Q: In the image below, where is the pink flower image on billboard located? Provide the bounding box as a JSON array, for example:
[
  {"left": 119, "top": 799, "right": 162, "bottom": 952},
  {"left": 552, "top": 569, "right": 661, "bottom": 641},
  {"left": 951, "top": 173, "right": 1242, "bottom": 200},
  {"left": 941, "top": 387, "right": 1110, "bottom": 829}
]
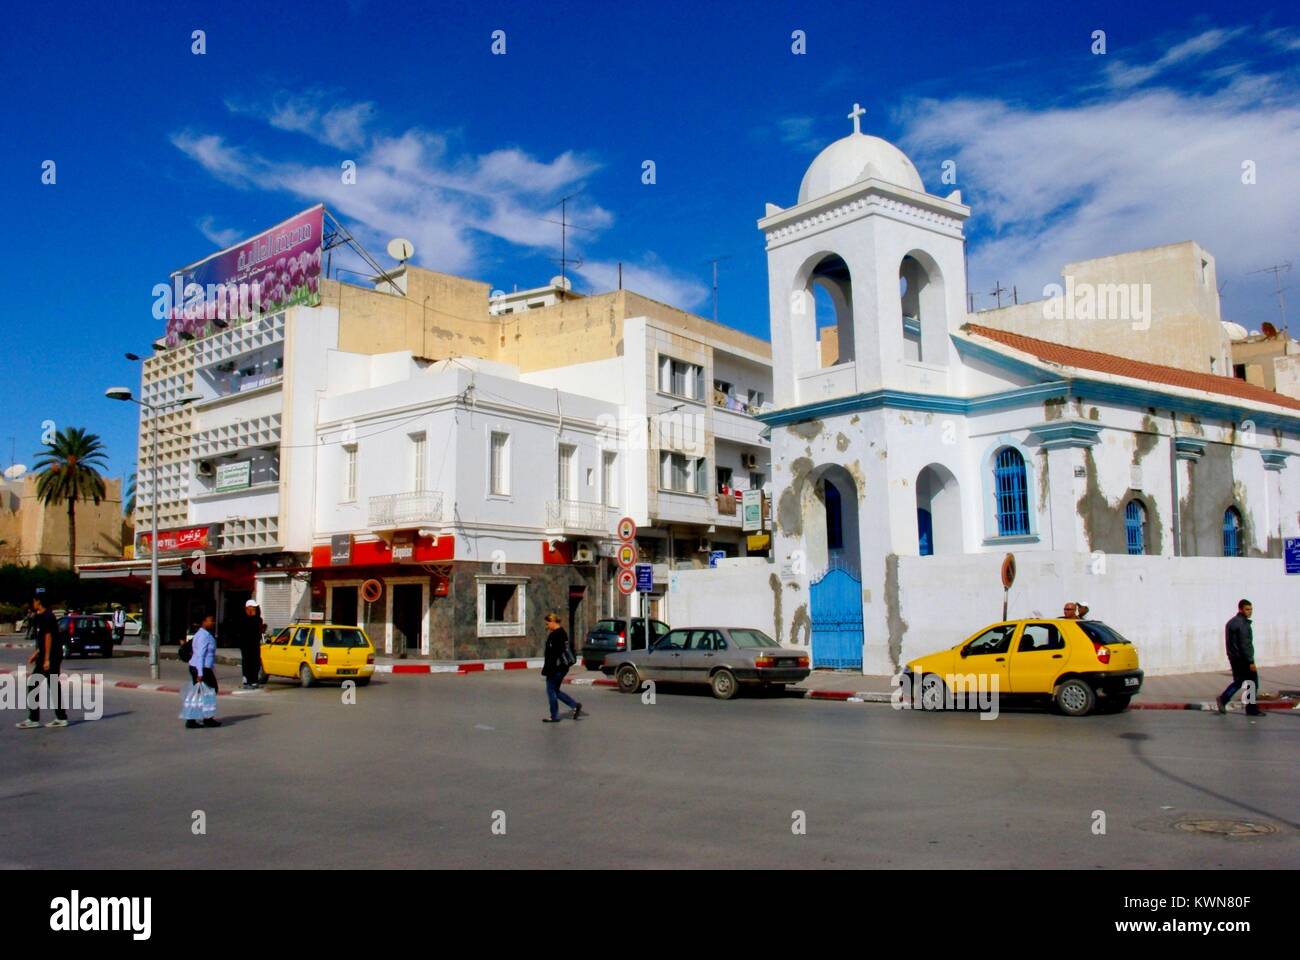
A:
[{"left": 165, "top": 204, "right": 324, "bottom": 345}]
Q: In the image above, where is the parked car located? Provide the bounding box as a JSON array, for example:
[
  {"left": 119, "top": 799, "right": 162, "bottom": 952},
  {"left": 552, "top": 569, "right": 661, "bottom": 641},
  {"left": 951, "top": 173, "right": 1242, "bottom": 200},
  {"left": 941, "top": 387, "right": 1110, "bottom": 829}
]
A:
[
  {"left": 603, "top": 626, "right": 810, "bottom": 700},
  {"left": 123, "top": 613, "right": 144, "bottom": 637},
  {"left": 58, "top": 615, "right": 115, "bottom": 658},
  {"left": 582, "top": 617, "right": 670, "bottom": 670},
  {"left": 260, "top": 623, "right": 376, "bottom": 687},
  {"left": 902, "top": 619, "right": 1143, "bottom": 716}
]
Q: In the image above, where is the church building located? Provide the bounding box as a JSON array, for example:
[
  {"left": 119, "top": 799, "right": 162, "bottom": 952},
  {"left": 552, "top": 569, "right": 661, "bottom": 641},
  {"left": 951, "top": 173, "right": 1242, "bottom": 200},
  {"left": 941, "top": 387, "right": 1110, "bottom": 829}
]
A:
[{"left": 741, "top": 106, "right": 1300, "bottom": 676}]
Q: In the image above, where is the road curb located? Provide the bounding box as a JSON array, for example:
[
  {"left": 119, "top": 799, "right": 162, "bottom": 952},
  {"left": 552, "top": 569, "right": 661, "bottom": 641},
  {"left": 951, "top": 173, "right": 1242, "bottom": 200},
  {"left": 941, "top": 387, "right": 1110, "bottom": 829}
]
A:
[
  {"left": 0, "top": 666, "right": 245, "bottom": 697},
  {"left": 377, "top": 659, "right": 542, "bottom": 675}
]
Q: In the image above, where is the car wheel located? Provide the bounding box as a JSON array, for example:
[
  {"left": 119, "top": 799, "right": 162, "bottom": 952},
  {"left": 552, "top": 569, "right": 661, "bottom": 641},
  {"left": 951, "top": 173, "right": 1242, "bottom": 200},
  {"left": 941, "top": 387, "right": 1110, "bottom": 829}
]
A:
[
  {"left": 917, "top": 674, "right": 948, "bottom": 711},
  {"left": 710, "top": 668, "right": 738, "bottom": 701},
  {"left": 257, "top": 668, "right": 268, "bottom": 685},
  {"left": 103, "top": 646, "right": 113, "bottom": 659},
  {"left": 616, "top": 665, "right": 641, "bottom": 694},
  {"left": 298, "top": 663, "right": 315, "bottom": 688},
  {"left": 1055, "top": 679, "right": 1095, "bottom": 716},
  {"left": 355, "top": 677, "right": 371, "bottom": 687}
]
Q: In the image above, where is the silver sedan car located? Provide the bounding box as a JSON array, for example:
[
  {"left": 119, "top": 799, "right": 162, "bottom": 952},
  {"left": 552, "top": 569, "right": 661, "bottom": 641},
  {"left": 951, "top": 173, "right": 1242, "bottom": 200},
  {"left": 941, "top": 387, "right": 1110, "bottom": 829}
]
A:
[{"left": 601, "top": 626, "right": 810, "bottom": 700}]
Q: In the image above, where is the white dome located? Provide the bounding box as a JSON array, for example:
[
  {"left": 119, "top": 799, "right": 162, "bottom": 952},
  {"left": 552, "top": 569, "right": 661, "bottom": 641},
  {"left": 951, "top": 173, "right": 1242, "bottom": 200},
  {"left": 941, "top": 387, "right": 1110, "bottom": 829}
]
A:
[{"left": 797, "top": 133, "right": 925, "bottom": 204}]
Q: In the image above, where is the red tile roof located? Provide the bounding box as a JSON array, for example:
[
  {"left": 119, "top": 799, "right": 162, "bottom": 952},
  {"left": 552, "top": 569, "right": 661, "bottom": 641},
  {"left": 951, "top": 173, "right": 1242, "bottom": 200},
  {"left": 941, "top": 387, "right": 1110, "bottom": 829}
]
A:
[{"left": 963, "top": 323, "right": 1300, "bottom": 413}]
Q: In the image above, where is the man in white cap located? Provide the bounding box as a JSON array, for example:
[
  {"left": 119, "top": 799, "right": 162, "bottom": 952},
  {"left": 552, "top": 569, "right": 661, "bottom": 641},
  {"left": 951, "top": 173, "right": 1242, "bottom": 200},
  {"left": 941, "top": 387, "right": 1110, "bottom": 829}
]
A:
[
  {"left": 1077, "top": 601, "right": 1091, "bottom": 619},
  {"left": 238, "top": 599, "right": 265, "bottom": 689}
]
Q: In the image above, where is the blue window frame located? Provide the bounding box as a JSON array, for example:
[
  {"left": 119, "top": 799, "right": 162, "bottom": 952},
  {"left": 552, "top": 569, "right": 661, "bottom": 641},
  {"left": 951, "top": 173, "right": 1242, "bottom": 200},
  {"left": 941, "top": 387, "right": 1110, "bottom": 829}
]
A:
[
  {"left": 1124, "top": 499, "right": 1147, "bottom": 555},
  {"left": 993, "top": 447, "right": 1030, "bottom": 537},
  {"left": 824, "top": 480, "right": 843, "bottom": 550},
  {"left": 917, "top": 507, "right": 933, "bottom": 556},
  {"left": 1223, "top": 506, "right": 1243, "bottom": 557}
]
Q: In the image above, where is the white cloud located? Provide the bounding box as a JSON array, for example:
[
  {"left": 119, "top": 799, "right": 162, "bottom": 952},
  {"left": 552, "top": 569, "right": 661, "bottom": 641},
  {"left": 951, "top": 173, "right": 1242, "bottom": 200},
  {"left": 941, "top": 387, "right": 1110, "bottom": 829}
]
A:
[
  {"left": 229, "top": 92, "right": 376, "bottom": 150},
  {"left": 196, "top": 215, "right": 242, "bottom": 248},
  {"left": 900, "top": 39, "right": 1300, "bottom": 325},
  {"left": 1104, "top": 27, "right": 1248, "bottom": 89}
]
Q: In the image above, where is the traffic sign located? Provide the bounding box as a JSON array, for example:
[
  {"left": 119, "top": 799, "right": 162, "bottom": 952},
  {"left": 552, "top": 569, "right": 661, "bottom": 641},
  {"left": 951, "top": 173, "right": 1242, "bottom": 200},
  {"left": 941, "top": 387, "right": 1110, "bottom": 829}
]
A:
[
  {"left": 635, "top": 562, "right": 654, "bottom": 593},
  {"left": 1286, "top": 537, "right": 1300, "bottom": 575},
  {"left": 617, "top": 542, "right": 638, "bottom": 567},
  {"left": 617, "top": 568, "right": 636, "bottom": 595},
  {"left": 708, "top": 550, "right": 725, "bottom": 568},
  {"left": 617, "top": 516, "right": 637, "bottom": 541}
]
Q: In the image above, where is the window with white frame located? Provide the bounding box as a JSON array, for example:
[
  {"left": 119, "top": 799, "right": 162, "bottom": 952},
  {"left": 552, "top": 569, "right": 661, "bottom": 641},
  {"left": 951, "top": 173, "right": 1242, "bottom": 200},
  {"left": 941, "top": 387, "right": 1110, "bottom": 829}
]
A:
[
  {"left": 342, "top": 444, "right": 357, "bottom": 502},
  {"left": 659, "top": 355, "right": 704, "bottom": 402},
  {"left": 602, "top": 451, "right": 618, "bottom": 506},
  {"left": 558, "top": 443, "right": 575, "bottom": 501},
  {"left": 411, "top": 432, "right": 427, "bottom": 492},
  {"left": 660, "top": 452, "right": 707, "bottom": 494},
  {"left": 477, "top": 577, "right": 527, "bottom": 637},
  {"left": 490, "top": 431, "right": 510, "bottom": 495}
]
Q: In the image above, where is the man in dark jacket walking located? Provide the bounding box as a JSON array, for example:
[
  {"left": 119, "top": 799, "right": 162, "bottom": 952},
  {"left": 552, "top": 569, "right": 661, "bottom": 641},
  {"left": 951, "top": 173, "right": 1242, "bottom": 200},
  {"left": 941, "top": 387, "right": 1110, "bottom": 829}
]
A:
[
  {"left": 540, "top": 611, "right": 583, "bottom": 723},
  {"left": 1217, "top": 599, "right": 1263, "bottom": 717}
]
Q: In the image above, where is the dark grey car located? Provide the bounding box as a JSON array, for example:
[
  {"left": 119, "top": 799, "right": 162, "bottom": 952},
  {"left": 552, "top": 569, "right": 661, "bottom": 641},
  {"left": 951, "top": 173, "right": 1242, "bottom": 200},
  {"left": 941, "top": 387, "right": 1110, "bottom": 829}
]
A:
[{"left": 602, "top": 626, "right": 810, "bottom": 700}]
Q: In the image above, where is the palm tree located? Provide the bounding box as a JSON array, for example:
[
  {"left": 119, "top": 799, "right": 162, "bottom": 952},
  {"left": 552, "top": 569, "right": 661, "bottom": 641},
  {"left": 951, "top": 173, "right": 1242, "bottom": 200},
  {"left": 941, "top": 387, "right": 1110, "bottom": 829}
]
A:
[{"left": 33, "top": 427, "right": 109, "bottom": 570}]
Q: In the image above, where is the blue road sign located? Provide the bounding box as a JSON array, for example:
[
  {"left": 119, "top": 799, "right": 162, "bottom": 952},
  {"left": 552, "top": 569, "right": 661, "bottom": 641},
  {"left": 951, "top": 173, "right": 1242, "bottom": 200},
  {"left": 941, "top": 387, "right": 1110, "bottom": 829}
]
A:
[
  {"left": 1286, "top": 538, "right": 1300, "bottom": 575},
  {"left": 635, "top": 563, "right": 654, "bottom": 592},
  {"left": 708, "top": 550, "right": 725, "bottom": 568}
]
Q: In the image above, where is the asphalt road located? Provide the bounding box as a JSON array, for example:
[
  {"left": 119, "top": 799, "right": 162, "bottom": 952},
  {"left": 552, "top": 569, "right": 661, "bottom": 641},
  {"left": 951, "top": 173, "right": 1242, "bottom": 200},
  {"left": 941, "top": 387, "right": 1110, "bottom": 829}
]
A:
[{"left": 1, "top": 648, "right": 1296, "bottom": 868}]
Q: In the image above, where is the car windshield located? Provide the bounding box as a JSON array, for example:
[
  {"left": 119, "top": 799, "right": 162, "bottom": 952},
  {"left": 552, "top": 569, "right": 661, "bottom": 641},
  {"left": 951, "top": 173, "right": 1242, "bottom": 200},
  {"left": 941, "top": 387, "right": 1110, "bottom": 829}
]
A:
[
  {"left": 321, "top": 627, "right": 369, "bottom": 648},
  {"left": 1077, "top": 621, "right": 1132, "bottom": 646},
  {"left": 729, "top": 629, "right": 780, "bottom": 648},
  {"left": 593, "top": 620, "right": 623, "bottom": 633}
]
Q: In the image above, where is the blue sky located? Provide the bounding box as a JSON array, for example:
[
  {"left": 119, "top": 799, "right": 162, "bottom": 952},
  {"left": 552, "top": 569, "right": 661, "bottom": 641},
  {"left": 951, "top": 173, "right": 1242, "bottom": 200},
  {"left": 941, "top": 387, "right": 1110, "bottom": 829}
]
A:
[{"left": 4, "top": 0, "right": 1298, "bottom": 484}]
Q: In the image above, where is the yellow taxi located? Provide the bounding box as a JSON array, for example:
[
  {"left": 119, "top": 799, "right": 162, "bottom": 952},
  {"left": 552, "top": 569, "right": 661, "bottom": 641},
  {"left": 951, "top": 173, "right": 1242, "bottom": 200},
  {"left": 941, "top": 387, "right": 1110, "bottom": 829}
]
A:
[
  {"left": 260, "top": 623, "right": 377, "bottom": 687},
  {"left": 902, "top": 618, "right": 1142, "bottom": 716}
]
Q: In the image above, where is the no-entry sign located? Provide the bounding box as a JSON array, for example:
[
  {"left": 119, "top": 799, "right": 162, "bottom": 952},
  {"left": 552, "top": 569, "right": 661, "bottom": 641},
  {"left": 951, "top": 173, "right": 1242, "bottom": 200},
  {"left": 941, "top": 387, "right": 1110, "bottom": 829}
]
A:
[{"left": 617, "top": 568, "right": 637, "bottom": 595}]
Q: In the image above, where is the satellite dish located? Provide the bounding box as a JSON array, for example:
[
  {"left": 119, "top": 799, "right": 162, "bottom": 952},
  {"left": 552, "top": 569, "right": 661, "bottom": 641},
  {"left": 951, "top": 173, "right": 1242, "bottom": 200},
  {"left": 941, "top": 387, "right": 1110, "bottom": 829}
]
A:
[
  {"left": 1221, "top": 321, "right": 1249, "bottom": 342},
  {"left": 1262, "top": 322, "right": 1279, "bottom": 339},
  {"left": 386, "top": 238, "right": 415, "bottom": 262},
  {"left": 490, "top": 289, "right": 506, "bottom": 299},
  {"left": 4, "top": 464, "right": 26, "bottom": 480},
  {"left": 550, "top": 275, "right": 572, "bottom": 291}
]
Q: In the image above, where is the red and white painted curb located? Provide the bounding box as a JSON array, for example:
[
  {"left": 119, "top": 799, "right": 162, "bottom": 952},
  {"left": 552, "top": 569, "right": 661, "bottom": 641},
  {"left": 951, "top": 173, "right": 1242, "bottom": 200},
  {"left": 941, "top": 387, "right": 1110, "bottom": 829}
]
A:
[
  {"left": 0, "top": 666, "right": 245, "bottom": 697},
  {"left": 376, "top": 659, "right": 542, "bottom": 675}
]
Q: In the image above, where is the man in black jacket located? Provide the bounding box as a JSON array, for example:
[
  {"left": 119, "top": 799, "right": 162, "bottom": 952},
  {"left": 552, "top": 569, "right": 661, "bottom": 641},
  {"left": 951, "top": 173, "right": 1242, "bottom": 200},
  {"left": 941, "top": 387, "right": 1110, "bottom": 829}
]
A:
[
  {"left": 237, "top": 600, "right": 265, "bottom": 689},
  {"left": 540, "top": 611, "right": 583, "bottom": 723},
  {"left": 1217, "top": 599, "right": 1263, "bottom": 717}
]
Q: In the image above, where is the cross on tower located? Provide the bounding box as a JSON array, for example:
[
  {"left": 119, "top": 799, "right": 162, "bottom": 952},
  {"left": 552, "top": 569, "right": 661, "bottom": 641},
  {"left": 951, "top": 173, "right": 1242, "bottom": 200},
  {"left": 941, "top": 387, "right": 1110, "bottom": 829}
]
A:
[{"left": 847, "top": 102, "right": 866, "bottom": 135}]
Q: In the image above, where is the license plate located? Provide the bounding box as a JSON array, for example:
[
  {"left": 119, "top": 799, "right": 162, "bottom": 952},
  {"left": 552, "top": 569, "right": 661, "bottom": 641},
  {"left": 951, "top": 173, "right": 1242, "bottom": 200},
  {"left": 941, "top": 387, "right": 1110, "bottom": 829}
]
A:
[
  {"left": 1124, "top": 677, "right": 1138, "bottom": 687},
  {"left": 338, "top": 669, "right": 357, "bottom": 675}
]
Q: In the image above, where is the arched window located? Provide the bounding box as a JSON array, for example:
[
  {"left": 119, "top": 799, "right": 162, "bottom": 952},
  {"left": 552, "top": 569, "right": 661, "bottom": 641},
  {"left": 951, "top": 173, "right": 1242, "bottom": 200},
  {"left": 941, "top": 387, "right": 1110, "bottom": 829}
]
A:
[
  {"left": 917, "top": 507, "right": 933, "bottom": 556},
  {"left": 993, "top": 447, "right": 1030, "bottom": 537},
  {"left": 1222, "top": 506, "right": 1243, "bottom": 557},
  {"left": 1125, "top": 499, "right": 1147, "bottom": 555},
  {"left": 824, "top": 479, "right": 843, "bottom": 550}
]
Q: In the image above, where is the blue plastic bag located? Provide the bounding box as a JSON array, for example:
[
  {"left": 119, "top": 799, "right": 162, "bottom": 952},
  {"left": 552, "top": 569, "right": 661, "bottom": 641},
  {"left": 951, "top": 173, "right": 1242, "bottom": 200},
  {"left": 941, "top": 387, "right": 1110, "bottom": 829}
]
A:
[
  {"left": 198, "top": 683, "right": 217, "bottom": 718},
  {"left": 179, "top": 682, "right": 204, "bottom": 720}
]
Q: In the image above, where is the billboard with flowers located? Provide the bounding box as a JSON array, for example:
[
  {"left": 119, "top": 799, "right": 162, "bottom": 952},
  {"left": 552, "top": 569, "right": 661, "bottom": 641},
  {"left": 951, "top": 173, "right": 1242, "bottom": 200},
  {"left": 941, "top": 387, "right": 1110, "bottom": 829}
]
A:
[{"left": 164, "top": 204, "right": 324, "bottom": 345}]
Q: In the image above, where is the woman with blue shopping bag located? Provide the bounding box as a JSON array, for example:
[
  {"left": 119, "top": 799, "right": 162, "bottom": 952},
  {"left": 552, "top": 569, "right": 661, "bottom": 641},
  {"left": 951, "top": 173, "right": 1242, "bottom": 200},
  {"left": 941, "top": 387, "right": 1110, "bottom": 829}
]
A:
[{"left": 180, "top": 614, "right": 222, "bottom": 729}]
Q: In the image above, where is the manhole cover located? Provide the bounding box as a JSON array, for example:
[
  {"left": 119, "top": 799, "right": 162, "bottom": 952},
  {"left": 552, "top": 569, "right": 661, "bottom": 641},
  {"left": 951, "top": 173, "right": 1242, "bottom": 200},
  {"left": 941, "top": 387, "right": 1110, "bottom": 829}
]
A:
[{"left": 1173, "top": 817, "right": 1279, "bottom": 839}]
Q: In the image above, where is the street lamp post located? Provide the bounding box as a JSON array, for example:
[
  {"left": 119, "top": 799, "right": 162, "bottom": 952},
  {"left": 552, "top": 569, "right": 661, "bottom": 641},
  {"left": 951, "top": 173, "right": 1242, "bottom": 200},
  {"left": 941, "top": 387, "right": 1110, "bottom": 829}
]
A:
[{"left": 106, "top": 385, "right": 200, "bottom": 680}]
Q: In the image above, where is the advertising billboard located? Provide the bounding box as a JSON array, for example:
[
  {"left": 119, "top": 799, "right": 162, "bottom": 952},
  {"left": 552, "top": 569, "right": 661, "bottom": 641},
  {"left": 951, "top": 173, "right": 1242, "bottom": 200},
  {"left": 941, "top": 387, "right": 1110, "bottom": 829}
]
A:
[{"left": 164, "top": 204, "right": 324, "bottom": 345}]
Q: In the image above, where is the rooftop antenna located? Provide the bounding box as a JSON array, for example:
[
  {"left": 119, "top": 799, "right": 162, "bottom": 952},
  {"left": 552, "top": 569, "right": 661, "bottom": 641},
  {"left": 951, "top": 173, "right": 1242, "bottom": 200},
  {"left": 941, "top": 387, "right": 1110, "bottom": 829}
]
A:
[
  {"left": 540, "top": 193, "right": 593, "bottom": 299},
  {"left": 1247, "top": 262, "right": 1291, "bottom": 336},
  {"left": 705, "top": 255, "right": 732, "bottom": 323},
  {"left": 990, "top": 280, "right": 1009, "bottom": 309}
]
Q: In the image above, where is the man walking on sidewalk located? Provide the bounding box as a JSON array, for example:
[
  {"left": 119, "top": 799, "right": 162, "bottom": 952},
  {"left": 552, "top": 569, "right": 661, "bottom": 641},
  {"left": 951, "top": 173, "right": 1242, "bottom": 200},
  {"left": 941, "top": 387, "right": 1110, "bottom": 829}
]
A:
[
  {"left": 17, "top": 594, "right": 67, "bottom": 729},
  {"left": 1217, "top": 599, "right": 1263, "bottom": 718},
  {"left": 540, "top": 611, "right": 583, "bottom": 723}
]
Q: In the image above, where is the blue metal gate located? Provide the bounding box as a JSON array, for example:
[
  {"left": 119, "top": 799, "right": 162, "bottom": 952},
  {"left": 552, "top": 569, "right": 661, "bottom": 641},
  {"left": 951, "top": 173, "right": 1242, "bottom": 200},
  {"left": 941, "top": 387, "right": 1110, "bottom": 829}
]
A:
[{"left": 810, "top": 564, "right": 863, "bottom": 669}]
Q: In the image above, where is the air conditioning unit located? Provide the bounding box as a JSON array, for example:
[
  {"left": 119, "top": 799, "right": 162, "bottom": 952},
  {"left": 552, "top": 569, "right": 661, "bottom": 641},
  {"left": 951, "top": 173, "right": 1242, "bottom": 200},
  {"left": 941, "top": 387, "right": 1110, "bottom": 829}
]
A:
[
  {"left": 197, "top": 460, "right": 215, "bottom": 477},
  {"left": 573, "top": 542, "right": 595, "bottom": 564},
  {"left": 741, "top": 452, "right": 758, "bottom": 470}
]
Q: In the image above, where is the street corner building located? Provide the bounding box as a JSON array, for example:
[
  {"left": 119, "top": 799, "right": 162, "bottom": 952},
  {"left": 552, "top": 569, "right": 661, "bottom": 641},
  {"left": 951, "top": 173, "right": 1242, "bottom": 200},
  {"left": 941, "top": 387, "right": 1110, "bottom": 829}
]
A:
[{"left": 81, "top": 206, "right": 777, "bottom": 659}]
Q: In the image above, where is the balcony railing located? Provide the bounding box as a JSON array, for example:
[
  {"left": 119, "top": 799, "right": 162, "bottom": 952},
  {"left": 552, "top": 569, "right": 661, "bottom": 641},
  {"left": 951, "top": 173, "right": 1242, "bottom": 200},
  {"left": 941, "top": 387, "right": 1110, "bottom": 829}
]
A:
[
  {"left": 369, "top": 490, "right": 446, "bottom": 529},
  {"left": 545, "top": 499, "right": 612, "bottom": 535}
]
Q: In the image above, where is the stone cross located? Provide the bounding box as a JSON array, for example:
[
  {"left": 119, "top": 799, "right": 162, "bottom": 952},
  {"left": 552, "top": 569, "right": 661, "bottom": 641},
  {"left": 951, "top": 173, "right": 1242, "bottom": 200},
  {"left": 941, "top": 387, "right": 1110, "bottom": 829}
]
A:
[{"left": 848, "top": 102, "right": 866, "bottom": 135}]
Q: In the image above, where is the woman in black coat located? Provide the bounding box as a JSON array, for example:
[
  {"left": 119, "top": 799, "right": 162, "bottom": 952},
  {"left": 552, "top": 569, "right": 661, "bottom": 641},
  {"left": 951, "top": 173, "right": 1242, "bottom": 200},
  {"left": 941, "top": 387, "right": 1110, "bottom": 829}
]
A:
[{"left": 541, "top": 612, "right": 583, "bottom": 723}]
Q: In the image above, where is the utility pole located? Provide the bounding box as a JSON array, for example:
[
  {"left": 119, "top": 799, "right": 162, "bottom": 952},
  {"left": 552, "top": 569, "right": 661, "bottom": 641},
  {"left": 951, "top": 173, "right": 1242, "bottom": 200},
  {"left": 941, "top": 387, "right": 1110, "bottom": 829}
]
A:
[{"left": 1248, "top": 262, "right": 1291, "bottom": 336}]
